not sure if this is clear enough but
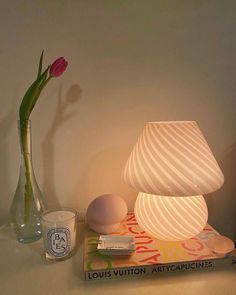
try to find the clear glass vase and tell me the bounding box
[10,120,46,243]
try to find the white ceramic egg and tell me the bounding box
[86,194,128,234]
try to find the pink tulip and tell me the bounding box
[50,57,68,77]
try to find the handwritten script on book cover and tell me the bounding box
[85,212,219,273]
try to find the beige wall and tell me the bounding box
[0,1,235,240]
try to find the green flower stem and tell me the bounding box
[23,154,33,224]
[19,122,32,224]
[20,77,51,224]
[40,76,52,90]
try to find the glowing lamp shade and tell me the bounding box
[123,121,224,241]
[135,193,208,241]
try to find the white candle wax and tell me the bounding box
[42,209,77,260]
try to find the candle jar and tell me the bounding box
[41,208,77,261]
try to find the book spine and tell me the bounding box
[85,257,236,281]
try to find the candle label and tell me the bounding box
[47,227,71,257]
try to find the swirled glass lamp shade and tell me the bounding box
[123,121,224,241]
[135,193,208,241]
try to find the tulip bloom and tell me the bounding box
[50,57,68,77]
[20,52,68,122]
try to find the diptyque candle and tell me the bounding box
[41,208,77,261]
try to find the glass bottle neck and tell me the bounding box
[18,120,32,155]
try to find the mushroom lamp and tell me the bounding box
[123,121,224,241]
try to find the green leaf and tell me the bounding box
[37,50,44,79]
[28,66,50,115]
[19,66,49,121]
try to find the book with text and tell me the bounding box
[84,213,236,281]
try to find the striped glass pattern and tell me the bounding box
[135,193,208,241]
[124,121,224,196]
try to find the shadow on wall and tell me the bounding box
[206,142,236,242]
[0,95,17,225]
[74,145,137,211]
[42,84,82,207]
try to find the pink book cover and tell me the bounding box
[84,212,236,280]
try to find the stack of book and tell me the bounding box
[84,212,236,281]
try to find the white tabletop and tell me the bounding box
[0,223,235,295]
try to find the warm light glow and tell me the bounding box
[123,121,224,241]
[134,193,208,241]
[123,121,224,196]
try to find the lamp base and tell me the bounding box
[134,193,208,241]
